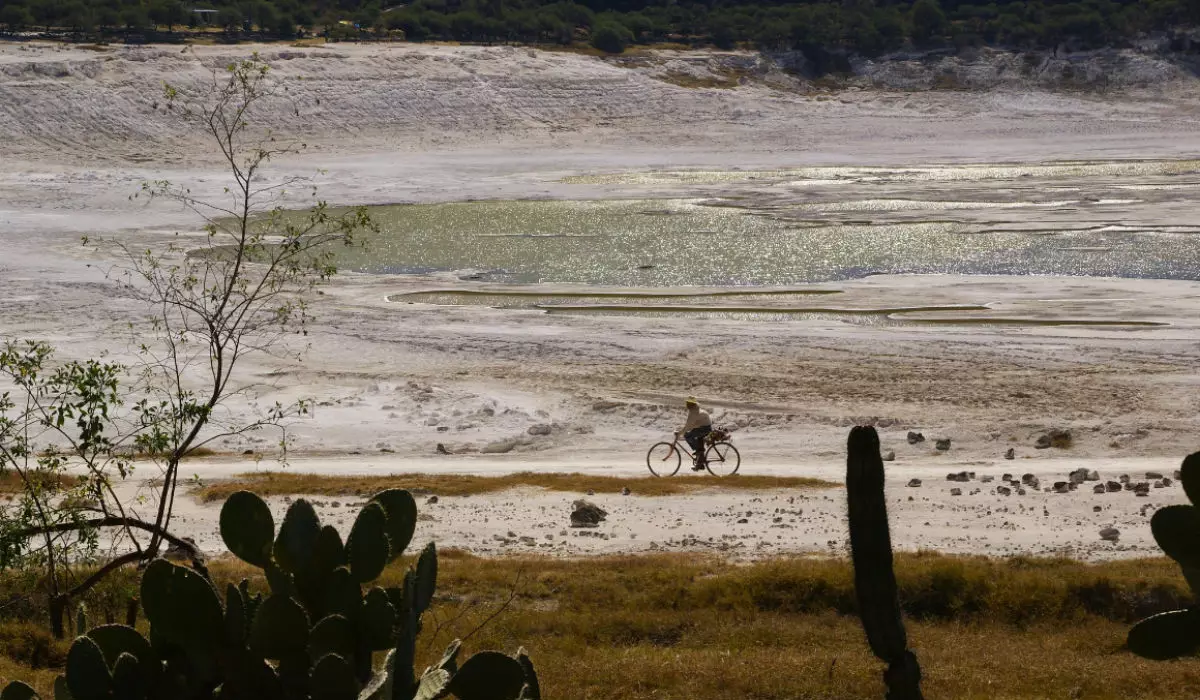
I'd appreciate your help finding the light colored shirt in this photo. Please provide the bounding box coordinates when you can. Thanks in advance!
[682,407,712,433]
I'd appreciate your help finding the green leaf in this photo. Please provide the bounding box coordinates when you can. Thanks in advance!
[347,503,390,583]
[220,491,275,567]
[1128,609,1200,660]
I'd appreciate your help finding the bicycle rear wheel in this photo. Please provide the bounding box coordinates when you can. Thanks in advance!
[646,442,682,477]
[705,442,741,476]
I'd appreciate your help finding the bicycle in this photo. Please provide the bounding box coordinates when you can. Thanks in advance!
[645,428,741,477]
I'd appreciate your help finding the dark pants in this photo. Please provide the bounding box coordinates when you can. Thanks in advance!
[685,426,712,467]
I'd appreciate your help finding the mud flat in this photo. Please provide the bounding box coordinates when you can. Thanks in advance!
[4,42,1200,560]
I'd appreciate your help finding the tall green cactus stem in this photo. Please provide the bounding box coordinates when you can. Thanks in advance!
[1129,450,1200,659]
[846,426,923,700]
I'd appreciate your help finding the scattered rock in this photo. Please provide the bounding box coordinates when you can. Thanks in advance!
[882,450,896,462]
[907,479,922,488]
[946,471,970,482]
[1163,477,1173,487]
[426,496,439,505]
[1093,484,1105,494]
[1119,474,1131,484]
[1146,471,1164,480]
[1002,473,1013,482]
[435,443,449,455]
[996,486,1012,496]
[242,449,254,456]
[1154,480,1165,489]
[1105,481,1121,492]
[587,489,595,496]
[1053,481,1071,494]
[736,518,749,524]
[1068,468,1088,484]
[1004,448,1015,460]
[528,424,553,436]
[950,488,962,496]
[570,500,607,528]
[1099,527,1120,542]
[907,431,926,444]
[621,487,631,496]
[935,439,952,451]
[981,475,994,483]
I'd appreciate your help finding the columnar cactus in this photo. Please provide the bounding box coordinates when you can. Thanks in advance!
[1,489,537,700]
[846,426,923,700]
[1128,451,1200,660]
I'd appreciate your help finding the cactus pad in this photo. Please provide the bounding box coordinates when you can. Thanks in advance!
[347,502,390,583]
[65,635,112,700]
[0,681,39,700]
[140,560,224,650]
[250,595,311,660]
[220,490,275,567]
[1128,608,1200,660]
[274,499,322,573]
[1151,505,1200,569]
[309,614,356,663]
[310,653,359,700]
[413,543,437,615]
[370,489,417,561]
[447,651,527,700]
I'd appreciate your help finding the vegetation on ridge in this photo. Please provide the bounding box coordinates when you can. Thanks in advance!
[2,0,1199,66]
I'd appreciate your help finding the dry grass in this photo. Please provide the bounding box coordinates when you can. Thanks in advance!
[1,553,1198,697]
[655,69,743,89]
[192,471,837,502]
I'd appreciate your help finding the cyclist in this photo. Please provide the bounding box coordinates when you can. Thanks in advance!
[676,396,713,471]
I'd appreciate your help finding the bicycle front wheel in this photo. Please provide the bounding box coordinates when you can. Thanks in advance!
[705,442,741,476]
[646,442,682,477]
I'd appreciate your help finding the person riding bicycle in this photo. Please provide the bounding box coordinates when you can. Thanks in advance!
[676,396,713,471]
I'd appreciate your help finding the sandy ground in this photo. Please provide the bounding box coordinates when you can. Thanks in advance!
[4,41,1200,561]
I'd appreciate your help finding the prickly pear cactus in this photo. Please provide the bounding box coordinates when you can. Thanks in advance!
[1129,451,1200,659]
[1,489,538,700]
[846,426,923,700]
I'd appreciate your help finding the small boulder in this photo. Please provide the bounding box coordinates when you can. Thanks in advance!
[1086,470,1100,481]
[1053,481,1070,494]
[1002,473,1013,482]
[1093,505,1102,512]
[882,450,896,462]
[1146,471,1164,480]
[570,500,608,528]
[1105,481,1121,492]
[1068,468,1088,484]
[996,486,1012,496]
[426,496,439,505]
[1099,527,1120,542]
[1119,474,1131,484]
[907,479,922,488]
[1092,484,1105,494]
[907,431,926,444]
[950,488,962,496]
[528,424,553,436]
[981,475,995,483]
[1004,448,1015,460]
[935,439,952,451]
[621,486,631,496]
